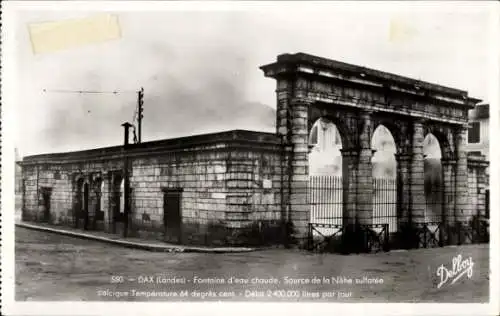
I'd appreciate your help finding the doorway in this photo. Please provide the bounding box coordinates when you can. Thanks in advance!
[163,189,182,243]
[41,187,52,222]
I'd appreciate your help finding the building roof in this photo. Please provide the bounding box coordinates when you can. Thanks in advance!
[260,52,482,107]
[21,130,280,165]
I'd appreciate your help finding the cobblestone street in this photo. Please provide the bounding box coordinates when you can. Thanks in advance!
[15,227,489,302]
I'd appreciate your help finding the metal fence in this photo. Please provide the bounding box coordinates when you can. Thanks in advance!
[308,175,343,251]
[372,178,397,233]
[309,175,343,225]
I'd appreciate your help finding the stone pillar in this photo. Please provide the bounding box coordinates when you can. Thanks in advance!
[357,110,373,225]
[441,157,456,244]
[410,120,426,224]
[340,149,359,227]
[455,125,469,223]
[103,173,112,233]
[287,98,310,246]
[467,165,478,218]
[276,87,292,245]
[395,153,412,228]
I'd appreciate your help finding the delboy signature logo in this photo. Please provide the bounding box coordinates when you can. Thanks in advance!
[436,254,474,289]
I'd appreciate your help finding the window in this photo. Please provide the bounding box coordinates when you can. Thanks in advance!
[468,122,480,143]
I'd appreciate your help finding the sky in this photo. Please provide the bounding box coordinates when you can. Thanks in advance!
[12,3,496,156]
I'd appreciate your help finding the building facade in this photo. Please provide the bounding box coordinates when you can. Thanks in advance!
[467,104,490,219]
[20,53,489,251]
[20,131,284,246]
[467,104,489,159]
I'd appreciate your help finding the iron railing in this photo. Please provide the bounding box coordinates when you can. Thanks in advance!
[309,175,343,226]
[372,178,397,233]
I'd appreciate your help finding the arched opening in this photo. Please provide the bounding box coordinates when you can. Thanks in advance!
[308,118,343,176]
[74,178,84,227]
[308,118,344,232]
[93,178,104,227]
[371,125,398,233]
[423,133,443,223]
[100,181,105,214]
[83,182,90,230]
[109,174,125,233]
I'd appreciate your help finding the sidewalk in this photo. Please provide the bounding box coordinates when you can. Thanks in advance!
[15,221,257,253]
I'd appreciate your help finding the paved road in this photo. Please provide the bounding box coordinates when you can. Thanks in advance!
[15,227,489,302]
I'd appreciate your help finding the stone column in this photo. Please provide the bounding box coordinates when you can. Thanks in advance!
[455,125,469,223]
[103,173,112,233]
[410,120,426,224]
[441,157,456,244]
[476,162,488,218]
[357,110,373,226]
[395,153,412,229]
[467,165,478,218]
[340,149,359,227]
[287,98,311,246]
[276,89,291,141]
[276,86,293,245]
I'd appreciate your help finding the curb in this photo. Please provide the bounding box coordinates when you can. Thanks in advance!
[15,222,256,253]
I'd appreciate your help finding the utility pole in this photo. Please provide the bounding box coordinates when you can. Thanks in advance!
[121,122,133,238]
[137,87,144,144]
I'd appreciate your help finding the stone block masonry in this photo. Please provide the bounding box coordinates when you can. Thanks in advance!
[20,130,283,247]
[261,52,484,250]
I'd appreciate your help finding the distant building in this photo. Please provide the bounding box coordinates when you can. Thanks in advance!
[467,104,489,159]
[467,103,489,219]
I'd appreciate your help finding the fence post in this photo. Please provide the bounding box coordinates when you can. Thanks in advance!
[438,222,444,247]
[384,223,389,251]
[457,221,462,245]
[307,223,312,250]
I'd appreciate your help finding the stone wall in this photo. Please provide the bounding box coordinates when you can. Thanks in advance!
[261,52,483,248]
[20,130,283,246]
[467,155,489,219]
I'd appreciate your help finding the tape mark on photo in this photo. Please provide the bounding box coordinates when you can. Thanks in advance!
[28,14,121,54]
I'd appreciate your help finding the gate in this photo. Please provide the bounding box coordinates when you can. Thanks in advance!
[308,175,344,252]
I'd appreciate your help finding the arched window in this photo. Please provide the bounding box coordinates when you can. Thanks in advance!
[119,179,124,214]
[100,181,105,213]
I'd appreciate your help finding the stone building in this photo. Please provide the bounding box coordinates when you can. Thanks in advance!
[19,53,489,250]
[467,104,490,159]
[20,131,284,246]
[467,104,490,219]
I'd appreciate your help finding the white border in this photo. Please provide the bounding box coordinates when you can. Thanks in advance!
[2,2,499,316]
